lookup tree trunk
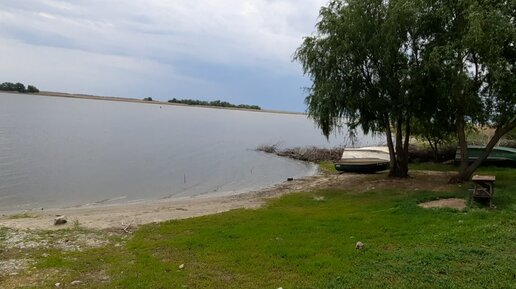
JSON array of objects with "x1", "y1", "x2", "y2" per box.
[
  {"x1": 395, "y1": 122, "x2": 404, "y2": 175},
  {"x1": 448, "y1": 115, "x2": 469, "y2": 183},
  {"x1": 385, "y1": 118, "x2": 411, "y2": 178},
  {"x1": 426, "y1": 137, "x2": 439, "y2": 162},
  {"x1": 385, "y1": 123, "x2": 398, "y2": 177},
  {"x1": 456, "y1": 115, "x2": 469, "y2": 173},
  {"x1": 402, "y1": 119, "x2": 411, "y2": 172}
]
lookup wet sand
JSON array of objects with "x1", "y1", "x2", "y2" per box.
[
  {"x1": 0, "y1": 173, "x2": 353, "y2": 230},
  {"x1": 0, "y1": 170, "x2": 457, "y2": 231}
]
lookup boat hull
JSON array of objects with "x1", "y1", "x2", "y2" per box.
[
  {"x1": 455, "y1": 146, "x2": 516, "y2": 166},
  {"x1": 334, "y1": 158, "x2": 390, "y2": 173}
]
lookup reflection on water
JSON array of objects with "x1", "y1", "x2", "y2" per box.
[{"x1": 0, "y1": 93, "x2": 382, "y2": 211}]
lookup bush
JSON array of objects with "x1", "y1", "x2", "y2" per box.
[
  {"x1": 167, "y1": 98, "x2": 261, "y2": 110},
  {"x1": 27, "y1": 85, "x2": 39, "y2": 93},
  {"x1": 0, "y1": 82, "x2": 39, "y2": 93},
  {"x1": 257, "y1": 145, "x2": 344, "y2": 162}
]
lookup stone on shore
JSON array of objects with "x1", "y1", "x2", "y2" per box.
[{"x1": 54, "y1": 215, "x2": 67, "y2": 225}]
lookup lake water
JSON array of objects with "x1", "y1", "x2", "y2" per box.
[{"x1": 0, "y1": 93, "x2": 382, "y2": 212}]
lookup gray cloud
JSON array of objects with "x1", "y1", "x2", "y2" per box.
[{"x1": 0, "y1": 0, "x2": 326, "y2": 110}]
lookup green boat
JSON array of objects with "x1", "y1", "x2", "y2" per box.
[
  {"x1": 334, "y1": 158, "x2": 390, "y2": 173},
  {"x1": 455, "y1": 145, "x2": 516, "y2": 166}
]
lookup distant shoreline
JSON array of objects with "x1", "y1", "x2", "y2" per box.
[{"x1": 0, "y1": 91, "x2": 305, "y2": 115}]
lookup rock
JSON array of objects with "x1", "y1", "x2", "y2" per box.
[
  {"x1": 55, "y1": 283, "x2": 61, "y2": 287},
  {"x1": 70, "y1": 280, "x2": 82, "y2": 285},
  {"x1": 54, "y1": 215, "x2": 67, "y2": 225},
  {"x1": 355, "y1": 241, "x2": 364, "y2": 249},
  {"x1": 179, "y1": 264, "x2": 185, "y2": 269}
]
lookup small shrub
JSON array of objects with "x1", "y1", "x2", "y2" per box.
[{"x1": 257, "y1": 145, "x2": 344, "y2": 162}]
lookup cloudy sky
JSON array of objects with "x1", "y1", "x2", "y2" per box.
[{"x1": 0, "y1": 0, "x2": 327, "y2": 111}]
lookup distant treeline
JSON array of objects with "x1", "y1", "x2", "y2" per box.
[
  {"x1": 0, "y1": 82, "x2": 39, "y2": 93},
  {"x1": 168, "y1": 98, "x2": 261, "y2": 110}
]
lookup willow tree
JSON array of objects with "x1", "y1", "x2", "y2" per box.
[
  {"x1": 295, "y1": 0, "x2": 428, "y2": 177},
  {"x1": 459, "y1": 0, "x2": 516, "y2": 181},
  {"x1": 423, "y1": 0, "x2": 516, "y2": 182}
]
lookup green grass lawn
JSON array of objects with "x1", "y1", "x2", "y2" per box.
[
  {"x1": 318, "y1": 161, "x2": 339, "y2": 174},
  {"x1": 2, "y1": 166, "x2": 515, "y2": 288}
]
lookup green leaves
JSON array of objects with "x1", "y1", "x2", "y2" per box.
[
  {"x1": 0, "y1": 82, "x2": 39, "y2": 93},
  {"x1": 296, "y1": 0, "x2": 407, "y2": 137},
  {"x1": 295, "y1": 0, "x2": 516, "y2": 178}
]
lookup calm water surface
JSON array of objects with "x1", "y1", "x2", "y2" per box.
[{"x1": 0, "y1": 93, "x2": 381, "y2": 212}]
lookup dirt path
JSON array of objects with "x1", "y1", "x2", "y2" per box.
[{"x1": 418, "y1": 198, "x2": 467, "y2": 210}]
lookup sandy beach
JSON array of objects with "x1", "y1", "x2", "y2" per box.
[
  {"x1": 0, "y1": 173, "x2": 360, "y2": 231},
  {"x1": 0, "y1": 170, "x2": 458, "y2": 231}
]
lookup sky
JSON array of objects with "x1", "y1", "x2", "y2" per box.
[{"x1": 0, "y1": 0, "x2": 327, "y2": 112}]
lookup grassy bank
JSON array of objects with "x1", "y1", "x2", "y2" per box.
[{"x1": 1, "y1": 166, "x2": 515, "y2": 288}]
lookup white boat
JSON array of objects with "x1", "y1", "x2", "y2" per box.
[{"x1": 341, "y1": 146, "x2": 390, "y2": 161}]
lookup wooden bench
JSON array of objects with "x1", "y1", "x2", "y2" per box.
[{"x1": 471, "y1": 175, "x2": 496, "y2": 207}]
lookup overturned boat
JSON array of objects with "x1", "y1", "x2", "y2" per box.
[
  {"x1": 335, "y1": 147, "x2": 390, "y2": 173},
  {"x1": 340, "y1": 146, "x2": 390, "y2": 161},
  {"x1": 455, "y1": 145, "x2": 516, "y2": 166}
]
